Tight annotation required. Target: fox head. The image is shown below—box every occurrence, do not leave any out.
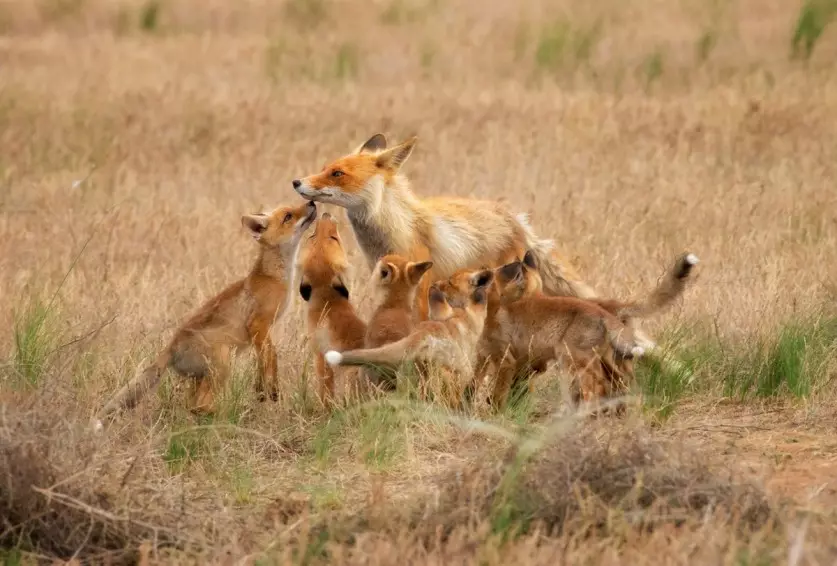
[241,200,317,249]
[432,268,494,310]
[298,212,352,303]
[493,250,543,304]
[428,281,490,325]
[371,254,433,303]
[292,134,417,210]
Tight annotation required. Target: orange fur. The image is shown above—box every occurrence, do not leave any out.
[362,253,433,389]
[96,201,318,422]
[438,250,699,410]
[299,212,368,406]
[292,133,594,321]
[324,277,492,407]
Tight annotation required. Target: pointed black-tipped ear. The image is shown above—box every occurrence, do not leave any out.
[472,269,494,288]
[299,282,312,302]
[356,133,388,154]
[408,260,434,284]
[242,213,269,240]
[332,275,350,300]
[428,285,446,305]
[375,136,417,171]
[523,250,538,270]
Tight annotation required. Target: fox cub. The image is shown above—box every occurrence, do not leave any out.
[95,201,317,426]
[361,254,434,389]
[298,212,367,405]
[324,272,493,406]
[436,250,699,408]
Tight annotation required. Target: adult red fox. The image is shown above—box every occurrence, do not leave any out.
[291,133,595,321]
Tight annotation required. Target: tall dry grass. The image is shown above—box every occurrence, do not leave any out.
[1,0,837,563]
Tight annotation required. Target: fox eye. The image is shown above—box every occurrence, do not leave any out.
[283,212,293,223]
[380,269,389,278]
[331,170,344,178]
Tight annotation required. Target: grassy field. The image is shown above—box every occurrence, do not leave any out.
[2,0,837,563]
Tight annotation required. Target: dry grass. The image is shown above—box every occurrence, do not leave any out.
[2,0,837,563]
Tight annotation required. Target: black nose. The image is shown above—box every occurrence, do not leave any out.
[292,179,301,189]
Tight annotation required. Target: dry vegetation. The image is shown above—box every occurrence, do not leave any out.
[2,0,837,563]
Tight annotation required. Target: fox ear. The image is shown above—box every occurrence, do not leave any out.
[523,250,539,270]
[242,214,269,240]
[407,260,433,284]
[472,287,488,306]
[378,261,395,283]
[376,136,417,171]
[471,270,494,288]
[332,275,350,300]
[428,285,446,305]
[356,133,388,154]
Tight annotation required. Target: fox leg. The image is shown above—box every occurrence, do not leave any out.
[415,271,432,322]
[191,377,215,415]
[249,319,279,402]
[190,345,230,415]
[570,352,626,418]
[315,352,337,408]
[463,352,490,405]
[490,354,519,410]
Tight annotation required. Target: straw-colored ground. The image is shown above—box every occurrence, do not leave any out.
[2,0,837,564]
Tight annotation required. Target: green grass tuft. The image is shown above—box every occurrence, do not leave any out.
[164,427,212,474]
[309,400,410,470]
[791,0,837,60]
[723,313,837,399]
[139,0,161,32]
[695,29,718,64]
[333,43,360,80]
[639,49,665,90]
[10,298,59,390]
[635,324,723,419]
[534,18,602,74]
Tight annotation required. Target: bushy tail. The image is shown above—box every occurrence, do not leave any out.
[615,252,700,322]
[96,349,171,422]
[324,335,420,369]
[515,213,598,299]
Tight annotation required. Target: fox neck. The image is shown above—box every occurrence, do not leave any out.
[449,309,485,349]
[484,287,503,324]
[310,290,351,315]
[252,239,300,282]
[378,286,416,311]
[346,174,420,266]
[464,308,487,337]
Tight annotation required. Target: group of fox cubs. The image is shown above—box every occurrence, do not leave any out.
[95,133,699,427]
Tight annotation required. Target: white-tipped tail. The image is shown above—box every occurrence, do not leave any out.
[685,253,700,266]
[325,351,343,366]
[630,346,646,358]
